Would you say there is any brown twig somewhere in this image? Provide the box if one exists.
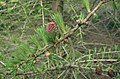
[5,62,119,76]
[18,0,109,69]
[36,0,106,57]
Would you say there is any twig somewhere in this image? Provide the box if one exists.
[79,59,117,63]
[75,51,120,62]
[41,0,45,27]
[0,61,6,67]
[36,0,106,57]
[5,60,117,76]
[18,0,109,69]
[106,61,120,66]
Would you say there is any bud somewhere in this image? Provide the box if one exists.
[95,66,102,75]
[47,22,56,32]
[33,60,36,64]
[108,69,116,77]
[46,51,51,57]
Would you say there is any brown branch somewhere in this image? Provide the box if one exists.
[36,0,105,56]
[82,1,104,23]
[18,0,108,68]
[5,59,118,76]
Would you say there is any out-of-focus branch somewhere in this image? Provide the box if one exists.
[0,61,6,67]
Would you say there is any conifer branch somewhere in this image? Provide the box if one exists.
[36,0,107,57]
[18,0,109,68]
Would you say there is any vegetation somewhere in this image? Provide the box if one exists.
[0,0,120,79]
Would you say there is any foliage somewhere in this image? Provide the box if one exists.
[82,0,91,12]
[0,0,120,79]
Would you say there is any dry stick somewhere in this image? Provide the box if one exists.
[18,0,106,70]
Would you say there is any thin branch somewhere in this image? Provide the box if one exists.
[75,51,120,62]
[79,59,117,63]
[0,61,6,67]
[5,59,118,76]
[36,0,106,57]
[18,0,109,68]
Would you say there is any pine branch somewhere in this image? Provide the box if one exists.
[36,0,108,57]
[18,0,109,68]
